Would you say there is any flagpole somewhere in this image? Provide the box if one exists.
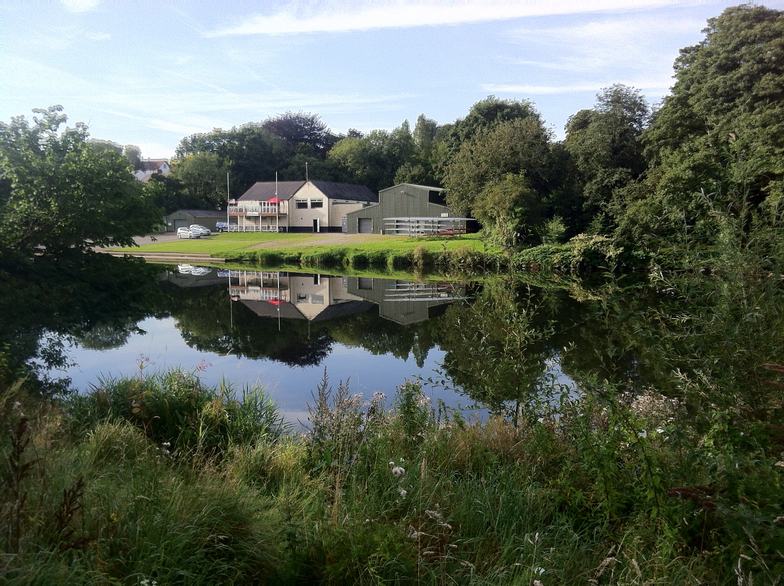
[275,172,279,233]
[226,172,230,232]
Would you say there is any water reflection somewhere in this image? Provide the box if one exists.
[223,270,470,326]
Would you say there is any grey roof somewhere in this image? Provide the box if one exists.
[238,180,378,203]
[172,209,226,217]
[379,183,444,193]
[238,181,305,202]
[310,181,378,202]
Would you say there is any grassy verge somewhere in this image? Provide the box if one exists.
[2,362,781,584]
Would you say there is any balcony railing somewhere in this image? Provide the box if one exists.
[228,203,286,215]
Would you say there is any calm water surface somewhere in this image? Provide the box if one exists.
[56,266,489,424]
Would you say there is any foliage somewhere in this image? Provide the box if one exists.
[170,151,229,210]
[328,121,415,193]
[565,84,649,234]
[0,106,162,259]
[67,365,286,457]
[619,5,784,261]
[443,115,552,219]
[262,110,337,157]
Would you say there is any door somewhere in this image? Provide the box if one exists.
[358,218,372,234]
[313,218,320,232]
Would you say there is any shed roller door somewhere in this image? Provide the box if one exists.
[358,218,373,234]
[173,219,188,230]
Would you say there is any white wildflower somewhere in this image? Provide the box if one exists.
[398,488,408,498]
[638,430,647,439]
[392,466,405,476]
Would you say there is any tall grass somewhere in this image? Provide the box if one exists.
[2,353,782,583]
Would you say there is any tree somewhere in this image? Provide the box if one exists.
[565,84,649,233]
[394,114,442,186]
[170,152,230,210]
[473,173,544,251]
[175,124,287,197]
[262,111,337,158]
[442,116,552,218]
[123,144,142,170]
[619,5,784,254]
[329,121,416,192]
[0,106,162,260]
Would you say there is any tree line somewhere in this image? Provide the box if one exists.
[1,4,781,269]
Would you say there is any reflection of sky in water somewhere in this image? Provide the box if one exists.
[58,316,485,426]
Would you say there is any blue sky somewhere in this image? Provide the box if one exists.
[2,0,781,160]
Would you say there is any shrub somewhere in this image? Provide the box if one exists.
[67,367,286,458]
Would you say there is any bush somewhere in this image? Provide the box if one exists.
[67,366,286,458]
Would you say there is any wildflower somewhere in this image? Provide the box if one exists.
[425,509,443,522]
[638,430,647,439]
[398,488,408,498]
[389,461,406,476]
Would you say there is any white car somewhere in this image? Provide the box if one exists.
[177,227,200,239]
[190,224,211,237]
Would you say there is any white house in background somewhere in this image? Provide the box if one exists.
[134,159,172,182]
[229,180,377,233]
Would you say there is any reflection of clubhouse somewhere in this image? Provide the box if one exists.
[228,271,468,325]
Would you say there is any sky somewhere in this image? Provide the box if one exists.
[2,0,782,160]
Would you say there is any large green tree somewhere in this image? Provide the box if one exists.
[565,84,649,234]
[170,151,230,210]
[0,106,162,259]
[176,123,287,197]
[618,5,784,256]
[442,114,553,247]
[328,121,416,193]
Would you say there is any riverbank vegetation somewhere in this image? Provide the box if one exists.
[3,282,783,585]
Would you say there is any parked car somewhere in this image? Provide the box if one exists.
[215,221,229,233]
[177,227,200,239]
[190,224,211,236]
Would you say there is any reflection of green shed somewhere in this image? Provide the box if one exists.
[346,184,465,234]
[346,277,460,325]
[164,210,227,233]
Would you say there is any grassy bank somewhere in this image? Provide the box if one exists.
[3,363,782,584]
[119,232,638,276]
[118,233,506,272]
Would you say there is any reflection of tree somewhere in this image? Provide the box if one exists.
[0,252,166,393]
[437,280,553,409]
[329,307,440,369]
[268,331,334,367]
[73,321,142,350]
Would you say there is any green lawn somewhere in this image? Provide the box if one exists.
[119,232,496,258]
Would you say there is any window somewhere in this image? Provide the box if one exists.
[296,199,308,209]
[310,199,324,208]
[297,293,308,303]
[311,295,324,304]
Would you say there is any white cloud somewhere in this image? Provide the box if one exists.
[61,0,101,13]
[86,32,110,41]
[483,80,672,95]
[505,14,704,73]
[206,0,690,36]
